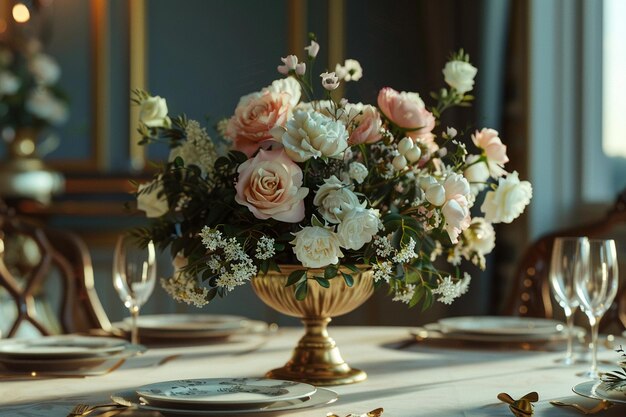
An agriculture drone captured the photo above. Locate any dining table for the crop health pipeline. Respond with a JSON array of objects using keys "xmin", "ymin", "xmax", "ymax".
[{"xmin": 1, "ymin": 326, "xmax": 625, "ymax": 417}]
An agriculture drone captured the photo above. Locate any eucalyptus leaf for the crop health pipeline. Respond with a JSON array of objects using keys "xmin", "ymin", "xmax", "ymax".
[
  {"xmin": 286, "ymin": 269, "xmax": 306, "ymax": 287},
  {"xmin": 295, "ymin": 280, "xmax": 308, "ymax": 300}
]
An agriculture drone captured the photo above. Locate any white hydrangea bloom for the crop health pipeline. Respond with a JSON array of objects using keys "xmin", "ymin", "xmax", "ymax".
[{"xmin": 280, "ymin": 110, "xmax": 349, "ymax": 162}]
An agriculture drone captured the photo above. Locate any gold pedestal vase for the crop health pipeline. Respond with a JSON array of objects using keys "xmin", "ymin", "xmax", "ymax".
[{"xmin": 251, "ymin": 265, "xmax": 374, "ymax": 386}]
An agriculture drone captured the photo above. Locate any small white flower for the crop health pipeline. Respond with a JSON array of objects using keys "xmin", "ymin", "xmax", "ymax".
[
  {"xmin": 446, "ymin": 127, "xmax": 458, "ymax": 138},
  {"xmin": 0, "ymin": 71, "xmax": 20, "ymax": 95},
  {"xmin": 392, "ymin": 284, "xmax": 416, "ymax": 304},
  {"xmin": 432, "ymin": 274, "xmax": 470, "ymax": 305},
  {"xmin": 168, "ymin": 120, "xmax": 217, "ymax": 179},
  {"xmin": 161, "ymin": 274, "xmax": 209, "ymax": 308},
  {"xmin": 291, "ymin": 225, "xmax": 343, "ymax": 268},
  {"xmin": 481, "ymin": 171, "xmax": 532, "ymax": 223},
  {"xmin": 200, "ymin": 227, "xmax": 223, "ymax": 251},
  {"xmin": 374, "ymin": 234, "xmax": 394, "ymax": 258},
  {"xmin": 139, "ymin": 95, "xmax": 170, "ymax": 128},
  {"xmin": 335, "ymin": 59, "xmax": 363, "ymax": 81},
  {"xmin": 255, "ymin": 236, "xmax": 276, "ymax": 260},
  {"xmin": 337, "ymin": 206, "xmax": 382, "ymax": 250},
  {"xmin": 28, "ymin": 54, "xmax": 60, "ymax": 86},
  {"xmin": 277, "ymin": 55, "xmax": 306, "ymax": 75},
  {"xmin": 280, "ymin": 110, "xmax": 349, "ymax": 162},
  {"xmin": 320, "ymin": 72, "xmax": 340, "ymax": 90},
  {"xmin": 442, "ymin": 60, "xmax": 477, "ymax": 94},
  {"xmin": 393, "ymin": 238, "xmax": 418, "ymax": 264},
  {"xmin": 313, "ymin": 175, "xmax": 360, "ymax": 223},
  {"xmin": 372, "ymin": 261, "xmax": 393, "ymax": 283},
  {"xmin": 137, "ymin": 179, "xmax": 168, "ymax": 218},
  {"xmin": 348, "ymin": 162, "xmax": 368, "ymax": 184},
  {"xmin": 305, "ymin": 40, "xmax": 320, "ymax": 58},
  {"xmin": 392, "ymin": 155, "xmax": 407, "ymax": 171}
]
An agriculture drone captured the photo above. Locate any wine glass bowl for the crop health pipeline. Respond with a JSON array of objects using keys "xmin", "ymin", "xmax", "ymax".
[
  {"xmin": 575, "ymin": 238, "xmax": 619, "ymax": 378},
  {"xmin": 113, "ymin": 235, "xmax": 156, "ymax": 344},
  {"xmin": 549, "ymin": 237, "xmax": 586, "ymax": 365}
]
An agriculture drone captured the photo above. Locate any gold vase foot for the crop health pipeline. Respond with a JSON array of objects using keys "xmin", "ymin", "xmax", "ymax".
[{"xmin": 266, "ymin": 365, "xmax": 367, "ymax": 386}]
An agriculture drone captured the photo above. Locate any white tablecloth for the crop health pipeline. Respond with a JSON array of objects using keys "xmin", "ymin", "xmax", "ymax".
[{"xmin": 0, "ymin": 326, "xmax": 624, "ymax": 416}]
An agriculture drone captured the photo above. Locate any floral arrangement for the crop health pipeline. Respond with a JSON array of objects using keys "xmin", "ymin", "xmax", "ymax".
[
  {"xmin": 133, "ymin": 38, "xmax": 532, "ymax": 310},
  {"xmin": 0, "ymin": 39, "xmax": 68, "ymax": 132}
]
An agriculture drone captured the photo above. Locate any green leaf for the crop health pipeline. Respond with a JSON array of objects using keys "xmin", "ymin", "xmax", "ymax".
[
  {"xmin": 341, "ymin": 272, "xmax": 354, "ymax": 287},
  {"xmin": 259, "ymin": 260, "xmax": 269, "ymax": 275},
  {"xmin": 173, "ymin": 156, "xmax": 184, "ymax": 167},
  {"xmin": 206, "ymin": 287, "xmax": 218, "ymax": 302},
  {"xmin": 344, "ymin": 264, "xmax": 360, "ymax": 273},
  {"xmin": 311, "ymin": 215, "xmax": 324, "ymax": 228},
  {"xmin": 286, "ymin": 269, "xmax": 306, "ymax": 287},
  {"xmin": 314, "ymin": 277, "xmax": 330, "ymax": 288},
  {"xmin": 421, "ymin": 289, "xmax": 434, "ymax": 312},
  {"xmin": 295, "ymin": 280, "xmax": 308, "ymax": 300},
  {"xmin": 409, "ymin": 286, "xmax": 425, "ymax": 307},
  {"xmin": 324, "ymin": 265, "xmax": 338, "ymax": 279}
]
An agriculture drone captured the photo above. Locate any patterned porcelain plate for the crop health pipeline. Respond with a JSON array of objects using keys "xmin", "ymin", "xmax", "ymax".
[
  {"xmin": 136, "ymin": 378, "xmax": 316, "ymax": 407},
  {"xmin": 573, "ymin": 380, "xmax": 626, "ymax": 405},
  {"xmin": 438, "ymin": 316, "xmax": 563, "ymax": 336},
  {"xmin": 112, "ymin": 387, "xmax": 337, "ymax": 416},
  {"xmin": 125, "ymin": 314, "xmax": 247, "ymax": 332},
  {"xmin": 0, "ymin": 336, "xmax": 127, "ymax": 359}
]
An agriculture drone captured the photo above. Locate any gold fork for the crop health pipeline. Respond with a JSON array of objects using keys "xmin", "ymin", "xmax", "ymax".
[
  {"xmin": 66, "ymin": 402, "xmax": 120, "ymax": 416},
  {"xmin": 550, "ymin": 400, "xmax": 612, "ymax": 414}
]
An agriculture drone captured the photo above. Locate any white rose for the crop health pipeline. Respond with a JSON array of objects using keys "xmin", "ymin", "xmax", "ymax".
[
  {"xmin": 263, "ymin": 77, "xmax": 301, "ymax": 107},
  {"xmin": 280, "ymin": 110, "xmax": 349, "ymax": 162},
  {"xmin": 348, "ymin": 162, "xmax": 368, "ymax": 184},
  {"xmin": 442, "ymin": 60, "xmax": 478, "ymax": 94},
  {"xmin": 0, "ymin": 71, "xmax": 20, "ymax": 95},
  {"xmin": 462, "ymin": 217, "xmax": 495, "ymax": 256},
  {"xmin": 464, "ymin": 154, "xmax": 490, "ymax": 193},
  {"xmin": 313, "ymin": 175, "xmax": 360, "ymax": 223},
  {"xmin": 481, "ymin": 171, "xmax": 532, "ymax": 223},
  {"xmin": 291, "ymin": 226, "xmax": 343, "ymax": 268},
  {"xmin": 28, "ymin": 54, "xmax": 60, "ymax": 85},
  {"xmin": 25, "ymin": 88, "xmax": 68, "ymax": 125},
  {"xmin": 140, "ymin": 96, "xmax": 170, "ymax": 128},
  {"xmin": 442, "ymin": 196, "xmax": 471, "ymax": 244},
  {"xmin": 337, "ymin": 207, "xmax": 382, "ymax": 250},
  {"xmin": 137, "ymin": 179, "xmax": 169, "ymax": 218}
]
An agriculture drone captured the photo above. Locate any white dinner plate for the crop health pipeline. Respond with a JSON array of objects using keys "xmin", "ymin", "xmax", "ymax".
[
  {"xmin": 125, "ymin": 314, "xmax": 247, "ymax": 332},
  {"xmin": 0, "ymin": 336, "xmax": 127, "ymax": 359},
  {"xmin": 136, "ymin": 378, "xmax": 316, "ymax": 407},
  {"xmin": 112, "ymin": 387, "xmax": 337, "ymax": 416},
  {"xmin": 413, "ymin": 323, "xmax": 583, "ymax": 344},
  {"xmin": 113, "ymin": 320, "xmax": 267, "ymax": 340},
  {"xmin": 437, "ymin": 316, "xmax": 563, "ymax": 336},
  {"xmin": 573, "ymin": 380, "xmax": 626, "ymax": 404}
]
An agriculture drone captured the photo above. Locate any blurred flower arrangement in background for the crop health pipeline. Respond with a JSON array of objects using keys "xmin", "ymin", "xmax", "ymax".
[{"xmin": 132, "ymin": 36, "xmax": 532, "ymax": 311}]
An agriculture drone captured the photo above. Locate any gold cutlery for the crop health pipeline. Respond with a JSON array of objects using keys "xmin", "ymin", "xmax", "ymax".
[
  {"xmin": 327, "ymin": 407, "xmax": 384, "ymax": 417},
  {"xmin": 66, "ymin": 402, "xmax": 122, "ymax": 416},
  {"xmin": 497, "ymin": 392, "xmax": 538, "ymax": 416},
  {"xmin": 549, "ymin": 400, "xmax": 612, "ymax": 414}
]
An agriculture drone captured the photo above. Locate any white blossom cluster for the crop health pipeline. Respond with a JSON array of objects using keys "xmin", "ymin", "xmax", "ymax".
[
  {"xmin": 255, "ymin": 236, "xmax": 276, "ymax": 260},
  {"xmin": 160, "ymin": 273, "xmax": 209, "ymax": 308},
  {"xmin": 372, "ymin": 261, "xmax": 393, "ymax": 283},
  {"xmin": 392, "ymin": 238, "xmax": 418, "ymax": 264},
  {"xmin": 168, "ymin": 119, "xmax": 218, "ymax": 179},
  {"xmin": 199, "ymin": 226, "xmax": 257, "ymax": 291},
  {"xmin": 392, "ymin": 284, "xmax": 416, "ymax": 304},
  {"xmin": 431, "ymin": 272, "xmax": 471, "ymax": 305}
]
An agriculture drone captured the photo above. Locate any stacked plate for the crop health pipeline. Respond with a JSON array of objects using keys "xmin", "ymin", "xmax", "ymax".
[
  {"xmin": 412, "ymin": 316, "xmax": 584, "ymax": 344},
  {"xmin": 114, "ymin": 314, "xmax": 266, "ymax": 343},
  {"xmin": 0, "ymin": 335, "xmax": 142, "ymax": 374},
  {"xmin": 573, "ymin": 380, "xmax": 626, "ymax": 405},
  {"xmin": 111, "ymin": 378, "xmax": 338, "ymax": 416}
]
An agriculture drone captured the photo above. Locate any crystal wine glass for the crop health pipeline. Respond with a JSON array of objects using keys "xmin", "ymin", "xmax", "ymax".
[
  {"xmin": 550, "ymin": 237, "xmax": 586, "ymax": 365},
  {"xmin": 113, "ymin": 235, "xmax": 156, "ymax": 344},
  {"xmin": 575, "ymin": 238, "xmax": 619, "ymax": 378}
]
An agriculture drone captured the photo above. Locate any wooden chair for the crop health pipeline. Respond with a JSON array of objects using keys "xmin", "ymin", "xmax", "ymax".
[
  {"xmin": 504, "ymin": 189, "xmax": 626, "ymax": 329},
  {"xmin": 0, "ymin": 205, "xmax": 111, "ymax": 337}
]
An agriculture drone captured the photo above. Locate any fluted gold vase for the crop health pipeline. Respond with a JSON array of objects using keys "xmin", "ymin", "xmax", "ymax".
[{"xmin": 251, "ymin": 265, "xmax": 374, "ymax": 386}]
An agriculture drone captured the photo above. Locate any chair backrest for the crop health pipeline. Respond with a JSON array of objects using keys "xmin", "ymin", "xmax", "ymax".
[
  {"xmin": 504, "ymin": 189, "xmax": 626, "ymax": 329},
  {"xmin": 0, "ymin": 207, "xmax": 111, "ymax": 337}
]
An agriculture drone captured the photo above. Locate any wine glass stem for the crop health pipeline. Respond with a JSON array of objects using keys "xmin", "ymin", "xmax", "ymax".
[
  {"xmin": 130, "ymin": 305, "xmax": 140, "ymax": 345},
  {"xmin": 590, "ymin": 318, "xmax": 599, "ymax": 374},
  {"xmin": 565, "ymin": 311, "xmax": 575, "ymax": 361}
]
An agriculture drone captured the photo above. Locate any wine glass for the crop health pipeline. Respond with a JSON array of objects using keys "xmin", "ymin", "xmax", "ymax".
[
  {"xmin": 575, "ymin": 238, "xmax": 619, "ymax": 378},
  {"xmin": 550, "ymin": 237, "xmax": 586, "ymax": 365},
  {"xmin": 113, "ymin": 235, "xmax": 156, "ymax": 344}
]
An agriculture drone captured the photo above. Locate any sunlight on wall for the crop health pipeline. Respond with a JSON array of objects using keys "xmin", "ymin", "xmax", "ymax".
[{"xmin": 603, "ymin": 0, "xmax": 626, "ymax": 158}]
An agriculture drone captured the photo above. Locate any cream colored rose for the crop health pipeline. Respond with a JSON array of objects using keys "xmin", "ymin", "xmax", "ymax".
[
  {"xmin": 137, "ymin": 179, "xmax": 168, "ymax": 218},
  {"xmin": 280, "ymin": 110, "xmax": 348, "ymax": 162},
  {"xmin": 348, "ymin": 162, "xmax": 368, "ymax": 184},
  {"xmin": 235, "ymin": 149, "xmax": 309, "ymax": 223},
  {"xmin": 481, "ymin": 171, "xmax": 532, "ymax": 223},
  {"xmin": 463, "ymin": 154, "xmax": 490, "ymax": 193},
  {"xmin": 313, "ymin": 176, "xmax": 360, "ymax": 223},
  {"xmin": 337, "ymin": 207, "xmax": 382, "ymax": 250},
  {"xmin": 291, "ymin": 225, "xmax": 343, "ymax": 268},
  {"xmin": 442, "ymin": 60, "xmax": 478, "ymax": 94},
  {"xmin": 462, "ymin": 217, "xmax": 495, "ymax": 256},
  {"xmin": 140, "ymin": 96, "xmax": 170, "ymax": 128}
]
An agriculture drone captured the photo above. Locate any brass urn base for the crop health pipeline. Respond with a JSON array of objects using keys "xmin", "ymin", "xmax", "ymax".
[
  {"xmin": 251, "ymin": 265, "xmax": 374, "ymax": 386},
  {"xmin": 265, "ymin": 318, "xmax": 367, "ymax": 386}
]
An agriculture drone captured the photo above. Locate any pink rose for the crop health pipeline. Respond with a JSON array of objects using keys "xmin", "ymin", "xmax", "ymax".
[
  {"xmin": 235, "ymin": 149, "xmax": 309, "ymax": 223},
  {"xmin": 348, "ymin": 105, "xmax": 382, "ymax": 145},
  {"xmin": 472, "ymin": 128, "xmax": 508, "ymax": 178},
  {"xmin": 377, "ymin": 87, "xmax": 435, "ymax": 136},
  {"xmin": 226, "ymin": 91, "xmax": 293, "ymax": 157}
]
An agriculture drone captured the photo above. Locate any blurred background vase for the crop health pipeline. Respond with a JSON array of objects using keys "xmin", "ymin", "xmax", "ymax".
[
  {"xmin": 251, "ymin": 265, "xmax": 374, "ymax": 386},
  {"xmin": 0, "ymin": 127, "xmax": 64, "ymax": 205}
]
